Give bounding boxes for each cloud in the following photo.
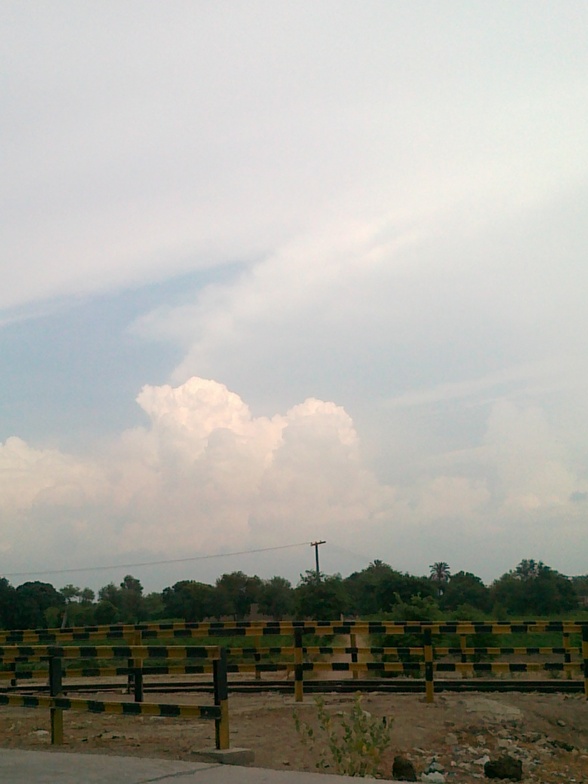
[0,377,586,587]
[3,2,588,320]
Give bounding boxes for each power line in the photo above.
[1,541,311,580]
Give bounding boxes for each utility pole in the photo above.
[310,540,326,579]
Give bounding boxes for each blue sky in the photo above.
[1,1,587,592]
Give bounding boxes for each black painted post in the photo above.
[213,647,230,750]
[424,628,434,703]
[582,624,588,700]
[350,632,359,680]
[133,631,144,703]
[294,628,304,702]
[49,651,63,745]
[460,634,468,679]
[563,631,572,680]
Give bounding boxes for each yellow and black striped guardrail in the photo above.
[0,646,230,749]
[4,619,583,645]
[0,620,586,705]
[0,693,220,718]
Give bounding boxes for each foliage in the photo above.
[0,556,583,631]
[257,576,294,620]
[389,594,442,622]
[14,581,64,629]
[429,562,451,596]
[344,561,436,615]
[491,560,578,615]
[295,571,349,619]
[440,571,491,613]
[162,580,216,621]
[294,694,392,777]
[429,562,451,582]
[0,577,17,629]
[214,571,262,620]
[94,599,120,624]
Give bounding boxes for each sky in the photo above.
[1,1,587,593]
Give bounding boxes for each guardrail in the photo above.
[0,620,586,705]
[0,645,229,748]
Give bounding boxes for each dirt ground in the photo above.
[0,685,587,782]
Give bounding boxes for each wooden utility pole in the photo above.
[310,540,326,579]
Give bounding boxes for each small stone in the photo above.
[556,719,566,727]
[474,755,490,766]
[31,730,49,738]
[551,739,575,752]
[484,755,523,781]
[426,759,444,773]
[420,773,445,784]
[392,755,417,781]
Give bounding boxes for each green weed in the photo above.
[294,693,392,777]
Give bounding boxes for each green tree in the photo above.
[258,576,294,620]
[295,572,349,619]
[59,584,82,603]
[94,599,120,624]
[429,562,451,596]
[14,581,64,629]
[142,592,166,621]
[345,562,436,615]
[98,582,122,607]
[119,575,145,622]
[491,560,578,615]
[440,571,491,613]
[162,580,215,621]
[0,578,17,629]
[214,572,263,620]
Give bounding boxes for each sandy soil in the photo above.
[0,684,587,782]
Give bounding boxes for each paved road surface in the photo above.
[0,749,363,784]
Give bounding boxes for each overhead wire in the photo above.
[1,541,312,579]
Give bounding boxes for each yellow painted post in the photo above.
[294,628,304,702]
[350,632,358,680]
[424,628,434,703]
[49,651,63,745]
[213,647,230,750]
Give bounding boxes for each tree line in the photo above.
[0,559,586,630]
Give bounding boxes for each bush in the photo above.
[294,693,392,777]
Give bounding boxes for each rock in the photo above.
[425,759,445,773]
[474,755,491,766]
[392,755,417,781]
[484,755,523,781]
[551,739,575,752]
[31,730,49,738]
[420,773,445,783]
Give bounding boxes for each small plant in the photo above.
[294,693,392,777]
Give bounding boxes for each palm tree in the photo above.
[429,562,451,595]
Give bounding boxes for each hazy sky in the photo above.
[2,1,587,592]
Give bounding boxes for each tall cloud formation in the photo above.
[0,377,586,587]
